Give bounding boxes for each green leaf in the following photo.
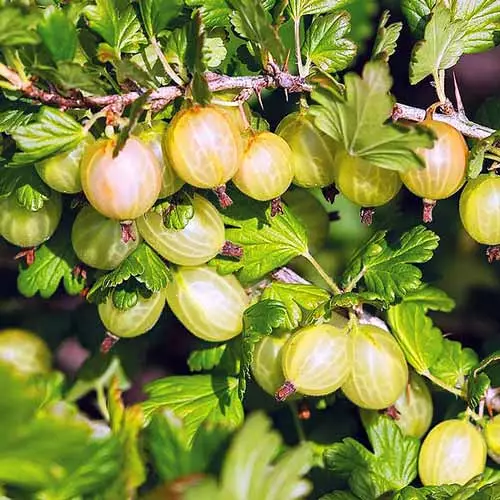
[467,131,500,179]
[409,4,466,85]
[0,7,40,46]
[303,11,357,73]
[0,108,35,134]
[371,10,403,62]
[467,372,490,409]
[330,291,388,309]
[146,410,230,482]
[153,191,195,230]
[394,484,460,499]
[186,12,211,105]
[142,375,244,445]
[185,0,232,29]
[209,189,308,284]
[205,36,228,68]
[401,0,434,39]
[342,226,440,303]
[84,0,147,54]
[261,283,331,330]
[17,227,86,299]
[50,62,108,94]
[10,107,86,165]
[228,0,286,64]
[388,302,444,374]
[112,285,139,310]
[87,243,171,304]
[217,412,313,499]
[15,173,51,211]
[289,0,349,18]
[188,342,240,376]
[138,0,184,39]
[0,364,120,495]
[38,8,77,62]
[311,61,434,173]
[319,492,359,500]
[324,413,419,500]
[239,299,289,398]
[450,0,500,54]
[397,284,455,312]
[429,339,478,390]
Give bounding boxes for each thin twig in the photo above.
[150,36,184,86]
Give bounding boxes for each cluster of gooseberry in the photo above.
[251,317,493,487]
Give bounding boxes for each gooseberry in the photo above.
[98,288,166,339]
[164,105,243,195]
[0,192,62,248]
[251,334,289,396]
[276,111,338,188]
[80,136,162,221]
[277,323,351,399]
[232,131,294,201]
[165,266,249,342]
[35,134,95,194]
[134,121,184,198]
[418,419,486,486]
[137,194,225,266]
[341,324,408,410]
[484,414,500,462]
[400,114,468,223]
[71,205,140,270]
[282,188,330,253]
[459,174,500,261]
[335,150,402,224]
[0,328,51,376]
[212,91,251,133]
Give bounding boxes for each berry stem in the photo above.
[288,401,307,442]
[302,252,342,295]
[486,246,500,263]
[100,332,119,354]
[360,207,375,225]
[213,185,233,208]
[424,370,464,398]
[422,199,437,223]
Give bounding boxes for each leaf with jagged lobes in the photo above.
[310,61,434,173]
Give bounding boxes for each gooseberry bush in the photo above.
[2,0,500,499]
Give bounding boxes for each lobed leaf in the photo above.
[311,61,434,173]
[342,226,440,303]
[38,8,78,63]
[10,107,87,166]
[17,226,86,299]
[0,7,41,46]
[138,0,184,39]
[142,375,244,446]
[188,341,240,376]
[289,0,350,19]
[324,413,419,500]
[371,10,403,62]
[303,11,357,73]
[409,4,466,85]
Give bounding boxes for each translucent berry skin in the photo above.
[165,266,249,342]
[276,111,338,188]
[341,324,408,409]
[137,194,225,266]
[282,189,330,253]
[134,121,184,199]
[251,335,289,396]
[0,192,62,248]
[418,419,486,486]
[232,131,294,201]
[164,105,243,189]
[212,92,251,134]
[459,174,500,245]
[400,119,468,200]
[484,415,500,462]
[336,151,402,207]
[80,136,162,221]
[35,135,94,194]
[0,328,51,376]
[71,205,140,270]
[98,288,166,338]
[282,324,352,396]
